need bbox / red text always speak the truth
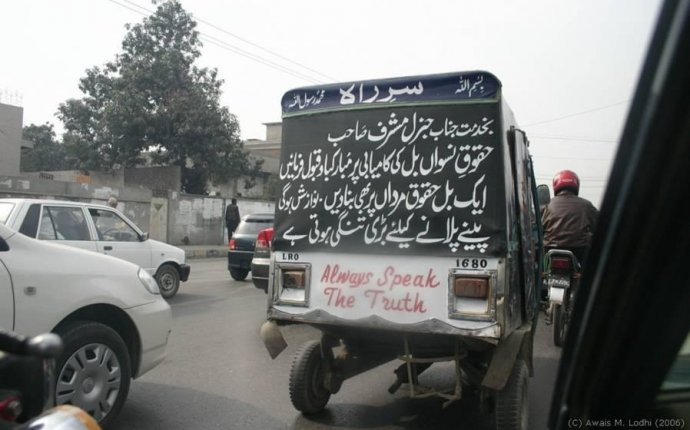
[320,264,439,290]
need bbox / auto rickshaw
[261,71,543,430]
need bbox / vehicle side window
[40,206,91,241]
[236,220,274,235]
[0,202,14,224]
[38,209,58,240]
[19,204,41,238]
[88,208,139,242]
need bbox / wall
[167,192,226,246]
[0,174,275,245]
[265,122,282,142]
[167,192,276,245]
[0,175,152,232]
[0,103,22,177]
[149,197,168,241]
[125,166,181,193]
[208,175,269,199]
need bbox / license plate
[548,277,570,288]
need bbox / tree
[57,0,261,194]
[21,123,71,172]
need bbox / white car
[0,198,190,298]
[0,223,172,426]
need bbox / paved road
[111,258,561,430]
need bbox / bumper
[179,264,191,282]
[267,308,501,342]
[227,250,253,270]
[261,311,500,361]
[126,297,172,378]
[251,257,269,291]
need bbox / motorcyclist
[542,170,598,265]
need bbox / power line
[105,0,146,16]
[122,0,336,82]
[110,0,329,84]
[524,100,631,127]
[199,35,322,84]
[187,12,339,82]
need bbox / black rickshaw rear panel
[268,71,538,344]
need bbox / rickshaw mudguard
[481,322,534,391]
[260,320,288,359]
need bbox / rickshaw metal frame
[398,336,467,408]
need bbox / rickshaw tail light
[274,263,311,307]
[454,277,489,299]
[283,270,305,289]
[551,257,571,270]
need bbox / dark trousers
[226,221,238,241]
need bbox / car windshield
[0,202,14,224]
[236,219,273,235]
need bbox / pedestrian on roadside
[107,197,118,208]
[225,198,241,241]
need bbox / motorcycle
[545,250,581,347]
[0,330,100,430]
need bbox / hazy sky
[1,0,662,204]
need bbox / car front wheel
[156,264,180,298]
[54,321,131,427]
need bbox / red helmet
[553,170,580,195]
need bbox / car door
[88,208,152,271]
[0,234,14,330]
[38,204,98,253]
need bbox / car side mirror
[537,184,551,208]
[139,232,149,242]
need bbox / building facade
[0,103,25,177]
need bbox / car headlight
[138,268,160,295]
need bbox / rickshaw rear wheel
[553,304,565,346]
[289,340,331,414]
[495,358,529,430]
